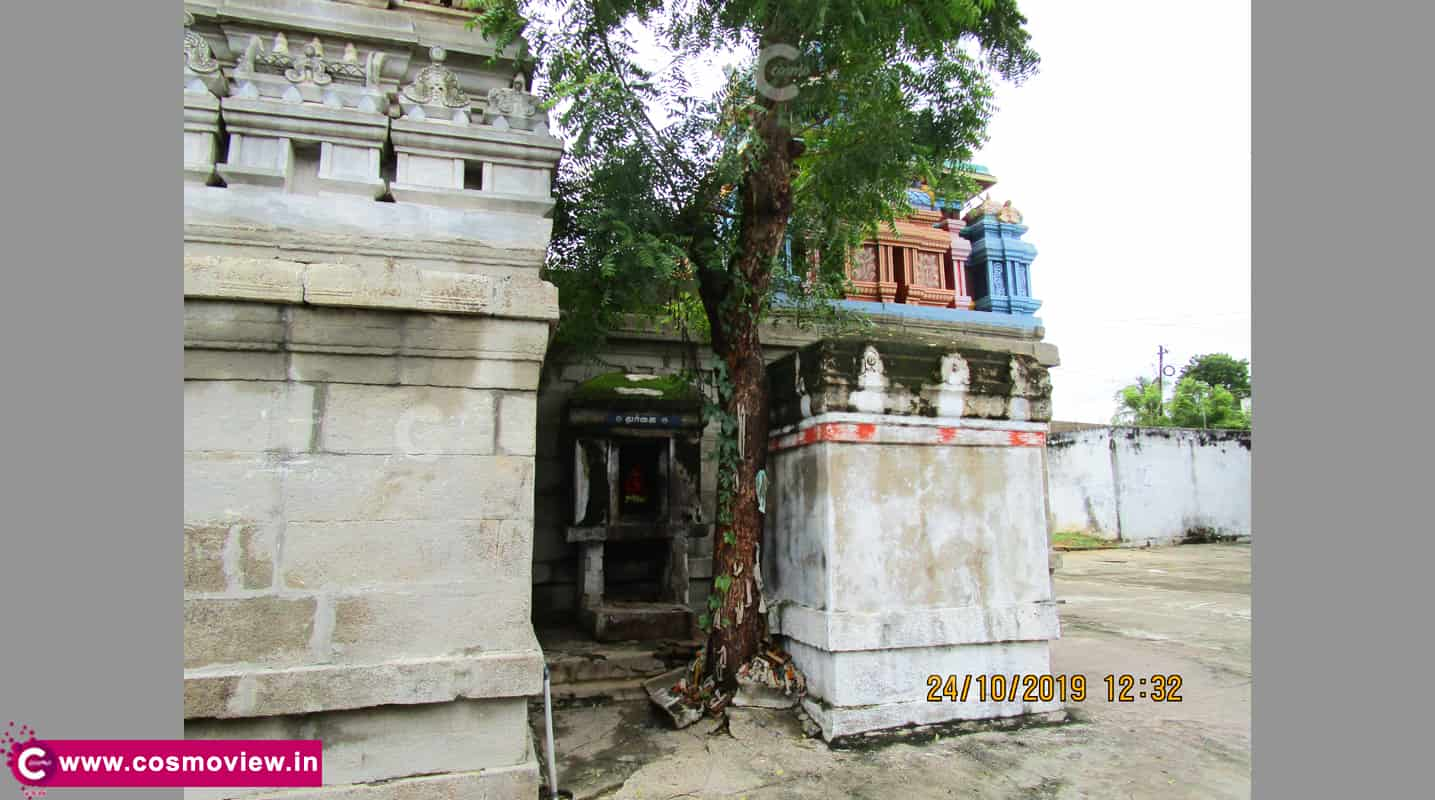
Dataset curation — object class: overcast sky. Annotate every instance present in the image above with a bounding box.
[973,0,1251,422]
[617,0,1251,423]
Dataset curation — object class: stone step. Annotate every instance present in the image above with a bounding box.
[547,644,671,686]
[550,677,650,705]
[584,602,694,642]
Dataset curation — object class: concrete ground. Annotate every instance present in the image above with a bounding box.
[531,543,1251,799]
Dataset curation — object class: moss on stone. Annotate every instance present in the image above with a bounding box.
[572,372,701,404]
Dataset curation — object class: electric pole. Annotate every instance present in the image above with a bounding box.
[1157,345,1176,416]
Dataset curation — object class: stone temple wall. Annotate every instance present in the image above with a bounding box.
[764,338,1064,740]
[1046,426,1251,544]
[182,2,558,797]
[531,315,1062,636]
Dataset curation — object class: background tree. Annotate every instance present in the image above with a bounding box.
[1112,377,1168,427]
[1167,377,1249,430]
[1179,353,1251,400]
[469,0,1038,690]
[1112,375,1251,430]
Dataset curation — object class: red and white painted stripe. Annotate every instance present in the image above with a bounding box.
[769,414,1047,452]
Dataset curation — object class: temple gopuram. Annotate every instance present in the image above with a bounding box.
[843,164,1042,318]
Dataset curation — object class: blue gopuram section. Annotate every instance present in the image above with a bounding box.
[961,205,1041,316]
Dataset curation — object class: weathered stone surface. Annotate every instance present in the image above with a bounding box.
[185,185,555,269]
[280,454,532,522]
[485,275,560,320]
[397,355,542,390]
[184,301,286,350]
[185,349,287,382]
[281,519,527,591]
[329,587,532,664]
[402,315,549,360]
[1047,426,1251,544]
[763,338,1058,740]
[184,647,544,719]
[184,381,316,453]
[184,596,317,670]
[288,353,401,385]
[183,453,283,526]
[180,748,539,800]
[645,668,704,730]
[318,384,496,455]
[184,255,305,304]
[822,444,1050,610]
[775,602,1059,653]
[768,338,1053,425]
[238,525,276,590]
[289,306,404,355]
[182,7,564,794]
[185,698,530,788]
[792,639,1056,711]
[497,392,537,455]
[302,262,497,316]
[184,525,230,594]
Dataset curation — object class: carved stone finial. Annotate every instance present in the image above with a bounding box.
[859,345,885,384]
[1009,356,1050,396]
[487,70,539,121]
[401,46,470,108]
[285,39,334,85]
[183,16,219,74]
[364,51,386,90]
[968,196,1023,224]
[941,353,970,388]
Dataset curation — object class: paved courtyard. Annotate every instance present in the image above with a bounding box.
[532,543,1251,799]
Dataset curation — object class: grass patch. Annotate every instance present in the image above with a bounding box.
[1052,530,1116,551]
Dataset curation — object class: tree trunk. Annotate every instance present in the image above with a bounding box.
[699,89,797,690]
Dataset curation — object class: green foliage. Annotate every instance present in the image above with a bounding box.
[1167,377,1249,430]
[468,0,1041,657]
[466,0,1040,345]
[1112,376,1251,430]
[1052,531,1114,551]
[1112,377,1166,427]
[1179,353,1251,400]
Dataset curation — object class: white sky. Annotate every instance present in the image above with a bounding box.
[974,0,1251,422]
[619,0,1251,423]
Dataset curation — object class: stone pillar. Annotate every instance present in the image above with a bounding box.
[183,12,225,185]
[182,3,559,798]
[961,199,1042,315]
[580,541,605,609]
[763,338,1061,741]
[938,215,975,310]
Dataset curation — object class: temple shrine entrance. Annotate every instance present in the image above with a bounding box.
[565,374,703,642]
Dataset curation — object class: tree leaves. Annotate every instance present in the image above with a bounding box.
[473,1,1038,355]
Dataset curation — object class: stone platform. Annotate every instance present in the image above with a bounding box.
[763,338,1063,740]
[539,627,699,704]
